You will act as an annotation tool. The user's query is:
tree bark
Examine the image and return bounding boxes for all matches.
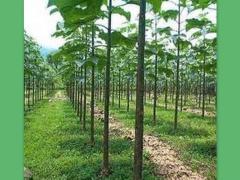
[174,0,181,131]
[90,23,95,145]
[133,0,146,179]
[202,49,206,118]
[112,73,115,106]
[118,69,121,109]
[103,0,112,175]
[127,77,130,112]
[83,66,87,130]
[153,16,158,125]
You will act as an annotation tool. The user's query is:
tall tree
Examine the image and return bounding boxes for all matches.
[174,0,181,131]
[153,15,158,125]
[103,0,112,175]
[133,0,146,179]
[90,23,95,145]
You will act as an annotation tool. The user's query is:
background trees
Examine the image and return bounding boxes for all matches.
[24,32,55,111]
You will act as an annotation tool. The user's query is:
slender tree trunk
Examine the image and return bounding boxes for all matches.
[112,74,115,106]
[153,16,158,125]
[72,78,74,106]
[165,78,168,110]
[195,80,198,104]
[127,77,130,112]
[77,70,80,117]
[83,30,88,130]
[27,75,30,110]
[120,78,123,99]
[41,80,42,100]
[37,80,40,102]
[133,0,146,179]
[202,49,206,118]
[208,87,211,104]
[90,23,95,145]
[83,66,87,130]
[184,81,187,106]
[80,67,83,122]
[118,70,121,109]
[75,67,78,112]
[103,0,112,174]
[171,80,175,104]
[130,80,133,101]
[180,81,183,112]
[174,0,181,131]
[99,79,102,102]
[199,74,202,108]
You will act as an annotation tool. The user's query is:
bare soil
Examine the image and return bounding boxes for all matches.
[94,107,206,180]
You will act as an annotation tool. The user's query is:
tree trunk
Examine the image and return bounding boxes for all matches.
[90,23,95,145]
[153,16,158,125]
[180,81,183,112]
[127,77,130,112]
[83,66,87,130]
[199,74,202,108]
[165,78,168,110]
[130,80,133,101]
[118,70,121,109]
[112,73,115,106]
[202,50,206,118]
[83,30,88,130]
[99,79,102,102]
[103,0,112,175]
[27,75,31,110]
[75,67,78,112]
[174,0,181,132]
[133,0,146,179]
[80,67,83,122]
[77,74,80,117]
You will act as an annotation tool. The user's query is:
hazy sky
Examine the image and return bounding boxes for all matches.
[24,0,216,49]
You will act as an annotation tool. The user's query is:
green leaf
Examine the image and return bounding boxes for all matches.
[48,0,104,27]
[186,18,211,31]
[180,0,187,6]
[161,10,178,21]
[156,27,171,35]
[99,31,137,47]
[112,6,131,21]
[49,7,59,15]
[192,0,216,9]
[121,0,140,5]
[147,0,163,13]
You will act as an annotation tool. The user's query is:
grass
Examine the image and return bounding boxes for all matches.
[97,96,216,180]
[24,95,159,179]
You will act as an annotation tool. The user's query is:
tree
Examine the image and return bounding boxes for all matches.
[102,0,112,175]
[133,0,146,179]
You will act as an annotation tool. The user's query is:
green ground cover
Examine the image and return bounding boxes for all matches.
[97,98,216,179]
[24,96,158,179]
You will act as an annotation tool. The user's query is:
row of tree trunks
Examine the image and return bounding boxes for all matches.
[24,75,54,112]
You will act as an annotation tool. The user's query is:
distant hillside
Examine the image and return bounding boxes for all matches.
[40,47,57,58]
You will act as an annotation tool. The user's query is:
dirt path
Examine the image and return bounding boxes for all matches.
[94,107,206,180]
[49,90,67,101]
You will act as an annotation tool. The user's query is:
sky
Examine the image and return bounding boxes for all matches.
[24,0,216,49]
[24,0,65,49]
